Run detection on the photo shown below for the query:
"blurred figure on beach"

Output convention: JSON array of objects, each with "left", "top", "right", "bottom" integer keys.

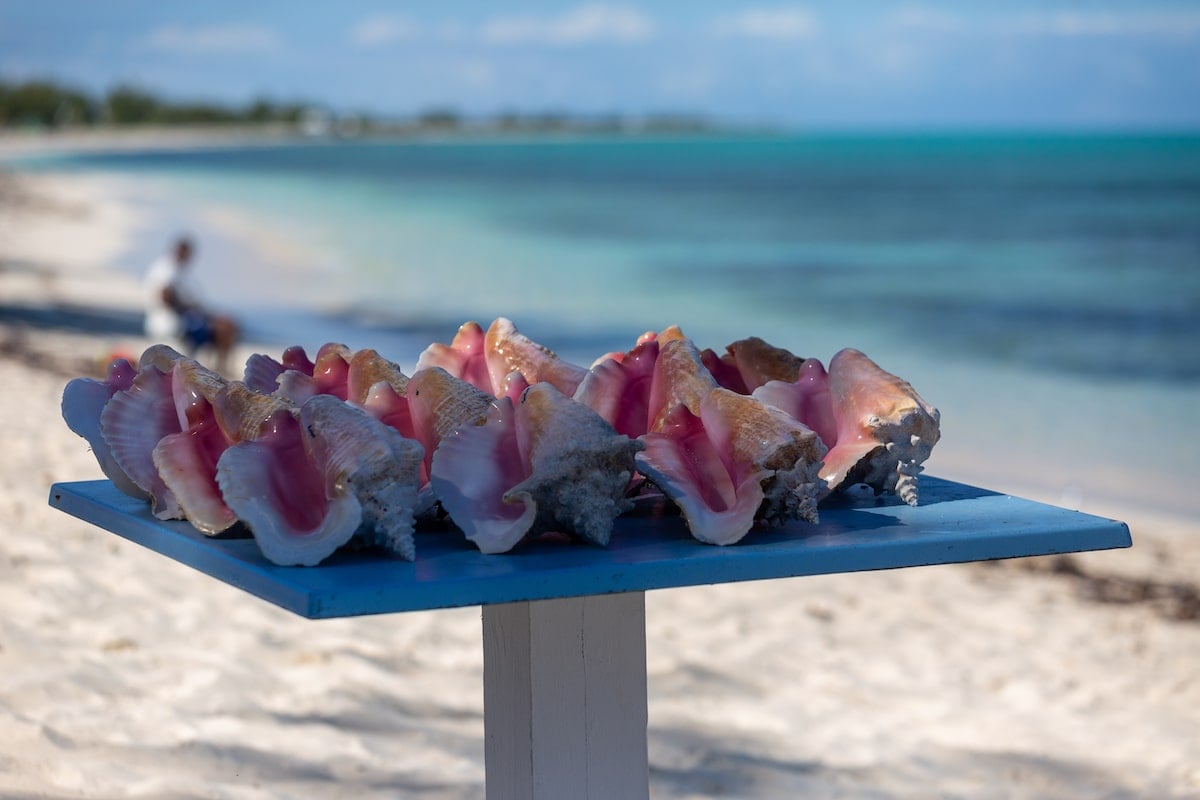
[{"left": 143, "top": 236, "right": 239, "bottom": 374}]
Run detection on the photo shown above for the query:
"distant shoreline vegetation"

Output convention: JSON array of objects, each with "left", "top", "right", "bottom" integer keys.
[{"left": 0, "top": 79, "right": 712, "bottom": 137}]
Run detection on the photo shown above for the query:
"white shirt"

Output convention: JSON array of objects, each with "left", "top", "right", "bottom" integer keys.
[{"left": 143, "top": 255, "right": 201, "bottom": 340}]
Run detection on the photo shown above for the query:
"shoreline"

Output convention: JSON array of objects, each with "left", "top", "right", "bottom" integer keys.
[
  {"left": 1, "top": 152, "right": 1197, "bottom": 797},
  {"left": 0, "top": 124, "right": 309, "bottom": 160}
]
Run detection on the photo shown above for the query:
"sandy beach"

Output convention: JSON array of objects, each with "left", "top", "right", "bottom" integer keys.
[{"left": 1, "top": 145, "right": 1198, "bottom": 798}]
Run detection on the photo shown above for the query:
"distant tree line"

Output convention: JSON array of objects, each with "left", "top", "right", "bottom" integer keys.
[
  {"left": 0, "top": 79, "right": 309, "bottom": 129},
  {"left": 0, "top": 78, "right": 713, "bottom": 135}
]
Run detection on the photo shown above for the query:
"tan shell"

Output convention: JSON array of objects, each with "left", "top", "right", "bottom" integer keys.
[
  {"left": 137, "top": 343, "right": 189, "bottom": 372},
  {"left": 721, "top": 337, "right": 808, "bottom": 389},
  {"left": 347, "top": 348, "right": 409, "bottom": 404},
  {"left": 484, "top": 317, "right": 588, "bottom": 396},
  {"left": 704, "top": 388, "right": 827, "bottom": 525},
  {"left": 648, "top": 337, "right": 718, "bottom": 431},
  {"left": 407, "top": 366, "right": 494, "bottom": 445},
  {"left": 211, "top": 382, "right": 295, "bottom": 443}
]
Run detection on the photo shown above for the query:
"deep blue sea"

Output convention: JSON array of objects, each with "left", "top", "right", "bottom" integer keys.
[{"left": 38, "top": 133, "right": 1200, "bottom": 383}]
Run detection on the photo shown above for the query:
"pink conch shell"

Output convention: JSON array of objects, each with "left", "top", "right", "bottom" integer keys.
[
  {"left": 276, "top": 342, "right": 353, "bottom": 403},
  {"left": 637, "top": 335, "right": 827, "bottom": 541},
  {"left": 819, "top": 348, "right": 941, "bottom": 505},
  {"left": 99, "top": 361, "right": 183, "bottom": 519},
  {"left": 360, "top": 382, "right": 416, "bottom": 440},
  {"left": 573, "top": 335, "right": 660, "bottom": 438},
  {"left": 703, "top": 337, "right": 807, "bottom": 394},
  {"left": 243, "top": 345, "right": 315, "bottom": 394},
  {"left": 636, "top": 400, "right": 771, "bottom": 545},
  {"left": 216, "top": 395, "right": 423, "bottom": 566},
  {"left": 638, "top": 387, "right": 827, "bottom": 544},
  {"left": 496, "top": 370, "right": 531, "bottom": 405},
  {"left": 484, "top": 317, "right": 588, "bottom": 397},
  {"left": 61, "top": 358, "right": 147, "bottom": 499},
  {"left": 430, "top": 383, "right": 642, "bottom": 553},
  {"left": 415, "top": 321, "right": 493, "bottom": 394},
  {"left": 215, "top": 408, "right": 360, "bottom": 566},
  {"left": 147, "top": 358, "right": 240, "bottom": 533},
  {"left": 427, "top": 398, "right": 534, "bottom": 554},
  {"left": 751, "top": 358, "right": 838, "bottom": 448},
  {"left": 405, "top": 367, "right": 494, "bottom": 482},
  {"left": 153, "top": 376, "right": 294, "bottom": 535},
  {"left": 298, "top": 395, "right": 424, "bottom": 560}
]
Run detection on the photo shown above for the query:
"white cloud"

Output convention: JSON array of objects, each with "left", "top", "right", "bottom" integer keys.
[
  {"left": 482, "top": 5, "right": 654, "bottom": 46},
  {"left": 1008, "top": 10, "right": 1200, "bottom": 38},
  {"left": 713, "top": 7, "right": 819, "bottom": 41},
  {"left": 144, "top": 24, "right": 280, "bottom": 54},
  {"left": 350, "top": 15, "right": 418, "bottom": 48}
]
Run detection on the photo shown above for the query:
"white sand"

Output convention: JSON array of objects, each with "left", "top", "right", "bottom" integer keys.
[{"left": 1, "top": 158, "right": 1198, "bottom": 798}]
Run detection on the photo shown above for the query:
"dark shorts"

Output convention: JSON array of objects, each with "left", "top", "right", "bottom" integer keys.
[{"left": 182, "top": 311, "right": 215, "bottom": 348}]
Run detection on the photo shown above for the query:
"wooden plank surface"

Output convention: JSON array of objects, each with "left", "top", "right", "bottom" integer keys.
[
  {"left": 48, "top": 477, "right": 1132, "bottom": 619},
  {"left": 483, "top": 594, "right": 649, "bottom": 800}
]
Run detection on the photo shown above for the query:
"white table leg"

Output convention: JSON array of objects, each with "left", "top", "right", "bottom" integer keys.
[{"left": 483, "top": 592, "right": 649, "bottom": 800}]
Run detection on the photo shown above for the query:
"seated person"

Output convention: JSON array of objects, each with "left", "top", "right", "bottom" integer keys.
[{"left": 143, "top": 236, "right": 239, "bottom": 374}]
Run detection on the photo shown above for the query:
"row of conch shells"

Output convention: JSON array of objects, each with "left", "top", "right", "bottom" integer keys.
[{"left": 62, "top": 318, "right": 941, "bottom": 566}]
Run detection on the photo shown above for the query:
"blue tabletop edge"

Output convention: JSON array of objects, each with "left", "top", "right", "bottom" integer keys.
[{"left": 49, "top": 478, "right": 1132, "bottom": 620}]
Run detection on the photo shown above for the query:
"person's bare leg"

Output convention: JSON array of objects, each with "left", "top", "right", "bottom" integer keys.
[{"left": 212, "top": 316, "right": 239, "bottom": 375}]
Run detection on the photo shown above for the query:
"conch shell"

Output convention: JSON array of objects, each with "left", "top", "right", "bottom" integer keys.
[
  {"left": 430, "top": 383, "right": 642, "bottom": 553},
  {"left": 148, "top": 358, "right": 243, "bottom": 533},
  {"left": 751, "top": 357, "right": 838, "bottom": 449},
  {"left": 636, "top": 337, "right": 827, "bottom": 544},
  {"left": 573, "top": 334, "right": 661, "bottom": 438},
  {"left": 216, "top": 395, "right": 423, "bottom": 565},
  {"left": 61, "top": 358, "right": 147, "bottom": 500},
  {"left": 275, "top": 342, "right": 354, "bottom": 404},
  {"left": 415, "top": 321, "right": 493, "bottom": 394},
  {"left": 404, "top": 366, "right": 495, "bottom": 483},
  {"left": 243, "top": 345, "right": 315, "bottom": 394},
  {"left": 99, "top": 360, "right": 187, "bottom": 519},
  {"left": 818, "top": 348, "right": 941, "bottom": 505}
]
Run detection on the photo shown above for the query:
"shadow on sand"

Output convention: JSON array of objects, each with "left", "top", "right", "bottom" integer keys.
[
  {"left": 649, "top": 726, "right": 1170, "bottom": 799},
  {"left": 0, "top": 300, "right": 143, "bottom": 338}
]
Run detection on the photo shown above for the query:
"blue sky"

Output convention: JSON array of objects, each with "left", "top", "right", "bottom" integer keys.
[{"left": 2, "top": 1, "right": 1198, "bottom": 128}]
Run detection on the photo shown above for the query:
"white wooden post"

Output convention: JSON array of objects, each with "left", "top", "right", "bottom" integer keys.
[{"left": 482, "top": 592, "right": 650, "bottom": 800}]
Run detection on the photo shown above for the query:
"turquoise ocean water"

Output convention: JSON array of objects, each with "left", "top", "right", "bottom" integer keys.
[{"left": 35, "top": 134, "right": 1200, "bottom": 383}]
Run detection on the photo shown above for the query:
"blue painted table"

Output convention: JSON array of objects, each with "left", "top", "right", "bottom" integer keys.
[{"left": 49, "top": 477, "right": 1131, "bottom": 799}]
